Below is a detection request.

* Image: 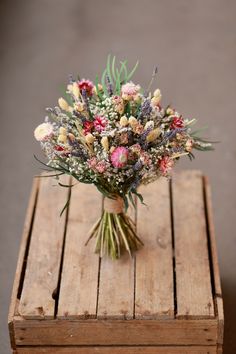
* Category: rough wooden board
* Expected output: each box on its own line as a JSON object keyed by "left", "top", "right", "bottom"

{"left": 135, "top": 178, "right": 174, "bottom": 319}
{"left": 14, "top": 318, "right": 218, "bottom": 346}
{"left": 57, "top": 183, "right": 101, "bottom": 319}
{"left": 204, "top": 176, "right": 224, "bottom": 344}
{"left": 8, "top": 177, "right": 40, "bottom": 349}
{"left": 18, "top": 175, "right": 70, "bottom": 319}
{"left": 172, "top": 170, "right": 214, "bottom": 318}
{"left": 97, "top": 203, "right": 135, "bottom": 319}
{"left": 15, "top": 346, "right": 217, "bottom": 354}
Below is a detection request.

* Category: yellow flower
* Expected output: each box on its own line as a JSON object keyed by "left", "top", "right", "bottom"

{"left": 128, "top": 116, "right": 138, "bottom": 127}
{"left": 101, "top": 136, "right": 109, "bottom": 151}
{"left": 146, "top": 128, "right": 161, "bottom": 142}
{"left": 72, "top": 82, "right": 79, "bottom": 98}
{"left": 58, "top": 97, "right": 69, "bottom": 111}
{"left": 120, "top": 116, "right": 128, "bottom": 127}
{"left": 59, "top": 127, "right": 67, "bottom": 135}
{"left": 85, "top": 133, "right": 95, "bottom": 144}
{"left": 58, "top": 134, "right": 67, "bottom": 144}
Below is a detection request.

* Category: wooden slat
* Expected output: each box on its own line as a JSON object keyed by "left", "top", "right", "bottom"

{"left": 8, "top": 177, "right": 40, "bottom": 349}
{"left": 14, "top": 318, "right": 218, "bottom": 346}
{"left": 204, "top": 176, "right": 224, "bottom": 344}
{"left": 18, "top": 175, "right": 70, "bottom": 319}
{"left": 97, "top": 203, "right": 135, "bottom": 319}
{"left": 172, "top": 170, "right": 214, "bottom": 318}
{"left": 57, "top": 183, "right": 101, "bottom": 319}
{"left": 16, "top": 345, "right": 217, "bottom": 354}
{"left": 135, "top": 178, "right": 174, "bottom": 319}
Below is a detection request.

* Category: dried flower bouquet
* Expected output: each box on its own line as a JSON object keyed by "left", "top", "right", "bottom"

{"left": 34, "top": 55, "right": 213, "bottom": 259}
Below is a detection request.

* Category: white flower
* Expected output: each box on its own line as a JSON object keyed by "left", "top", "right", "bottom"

{"left": 34, "top": 123, "right": 54, "bottom": 142}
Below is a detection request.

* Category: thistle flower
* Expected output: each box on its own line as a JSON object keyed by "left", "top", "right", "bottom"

{"left": 94, "top": 115, "right": 108, "bottom": 132}
{"left": 159, "top": 156, "right": 174, "bottom": 175}
{"left": 83, "top": 121, "right": 94, "bottom": 135}
{"left": 78, "top": 79, "right": 94, "bottom": 96}
{"left": 34, "top": 122, "right": 54, "bottom": 142}
{"left": 111, "top": 147, "right": 129, "bottom": 168}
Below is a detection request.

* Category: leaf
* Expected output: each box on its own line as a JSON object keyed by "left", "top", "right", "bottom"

{"left": 126, "top": 60, "right": 139, "bottom": 81}
{"left": 111, "top": 55, "right": 117, "bottom": 82}
{"left": 119, "top": 60, "right": 128, "bottom": 83}
{"left": 101, "top": 68, "right": 108, "bottom": 96}
{"left": 95, "top": 75, "right": 103, "bottom": 100}
{"left": 132, "top": 189, "right": 146, "bottom": 206}
{"left": 106, "top": 54, "right": 113, "bottom": 85}
{"left": 58, "top": 182, "right": 75, "bottom": 188}
{"left": 123, "top": 195, "right": 129, "bottom": 212}
{"left": 60, "top": 186, "right": 72, "bottom": 217}
{"left": 128, "top": 191, "right": 136, "bottom": 209}
{"left": 115, "top": 68, "right": 121, "bottom": 94}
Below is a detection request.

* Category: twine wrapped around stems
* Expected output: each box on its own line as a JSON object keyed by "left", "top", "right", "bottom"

{"left": 104, "top": 196, "right": 124, "bottom": 214}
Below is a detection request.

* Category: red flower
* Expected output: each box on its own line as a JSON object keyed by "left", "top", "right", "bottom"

{"left": 170, "top": 116, "right": 184, "bottom": 129}
{"left": 78, "top": 79, "right": 94, "bottom": 96}
{"left": 83, "top": 121, "right": 94, "bottom": 135}
{"left": 94, "top": 115, "right": 108, "bottom": 132}
{"left": 54, "top": 145, "right": 65, "bottom": 151}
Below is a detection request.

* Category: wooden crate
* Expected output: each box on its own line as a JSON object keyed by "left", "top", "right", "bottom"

{"left": 8, "top": 170, "right": 224, "bottom": 353}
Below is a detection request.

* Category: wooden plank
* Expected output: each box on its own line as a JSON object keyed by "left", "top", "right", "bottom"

{"left": 57, "top": 183, "right": 101, "bottom": 319}
{"left": 204, "top": 176, "right": 224, "bottom": 344}
{"left": 172, "top": 170, "right": 214, "bottom": 318}
{"left": 14, "top": 318, "right": 218, "bottom": 346}
{"left": 97, "top": 203, "right": 135, "bottom": 319}
{"left": 135, "top": 178, "right": 174, "bottom": 319}
{"left": 16, "top": 345, "right": 217, "bottom": 354}
{"left": 8, "top": 177, "right": 40, "bottom": 349}
{"left": 18, "top": 175, "right": 70, "bottom": 319}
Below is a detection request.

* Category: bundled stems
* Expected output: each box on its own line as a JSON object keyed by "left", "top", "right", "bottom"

{"left": 85, "top": 196, "right": 143, "bottom": 260}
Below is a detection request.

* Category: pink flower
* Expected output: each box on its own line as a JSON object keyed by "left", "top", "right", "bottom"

{"left": 170, "top": 116, "right": 184, "bottom": 130}
{"left": 111, "top": 147, "right": 129, "bottom": 168}
{"left": 121, "top": 82, "right": 140, "bottom": 100}
{"left": 78, "top": 79, "right": 94, "bottom": 96}
{"left": 96, "top": 161, "right": 107, "bottom": 173}
{"left": 88, "top": 157, "right": 97, "bottom": 169}
{"left": 83, "top": 121, "right": 94, "bottom": 135}
{"left": 94, "top": 115, "right": 108, "bottom": 132}
{"left": 159, "top": 156, "right": 174, "bottom": 175}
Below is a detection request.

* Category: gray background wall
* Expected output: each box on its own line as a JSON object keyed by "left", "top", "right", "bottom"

{"left": 0, "top": 1, "right": 235, "bottom": 353}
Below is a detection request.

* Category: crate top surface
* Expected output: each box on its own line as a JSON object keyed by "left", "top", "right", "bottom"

{"left": 10, "top": 170, "right": 223, "bottom": 324}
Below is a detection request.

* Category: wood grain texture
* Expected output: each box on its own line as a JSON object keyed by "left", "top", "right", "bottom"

{"left": 97, "top": 203, "right": 135, "bottom": 319}
{"left": 15, "top": 346, "right": 217, "bottom": 354}
{"left": 204, "top": 176, "right": 224, "bottom": 344}
{"left": 172, "top": 170, "right": 214, "bottom": 318}
{"left": 14, "top": 318, "right": 218, "bottom": 346}
{"left": 135, "top": 178, "right": 174, "bottom": 319}
{"left": 57, "top": 183, "right": 101, "bottom": 319}
{"left": 18, "top": 175, "right": 70, "bottom": 319}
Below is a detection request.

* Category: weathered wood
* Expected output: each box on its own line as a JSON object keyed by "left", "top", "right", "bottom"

{"left": 204, "top": 176, "right": 224, "bottom": 344}
{"left": 15, "top": 346, "right": 217, "bottom": 354}
{"left": 57, "top": 183, "right": 101, "bottom": 319}
{"left": 172, "top": 170, "right": 214, "bottom": 318}
{"left": 18, "top": 175, "right": 70, "bottom": 319}
{"left": 8, "top": 177, "right": 40, "bottom": 349}
{"left": 135, "top": 178, "right": 174, "bottom": 319}
{"left": 97, "top": 203, "right": 135, "bottom": 319}
{"left": 14, "top": 318, "right": 218, "bottom": 346}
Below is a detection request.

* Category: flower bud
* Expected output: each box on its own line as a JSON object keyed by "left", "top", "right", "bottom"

{"left": 58, "top": 97, "right": 69, "bottom": 111}
{"left": 120, "top": 116, "right": 128, "bottom": 127}
{"left": 146, "top": 128, "right": 161, "bottom": 142}
{"left": 75, "top": 102, "right": 85, "bottom": 112}
{"left": 101, "top": 136, "right": 109, "bottom": 151}
{"left": 59, "top": 127, "right": 67, "bottom": 135}
{"left": 85, "top": 133, "right": 95, "bottom": 144}
{"left": 166, "top": 107, "right": 174, "bottom": 115}
{"left": 151, "top": 96, "right": 161, "bottom": 106}
{"left": 153, "top": 88, "right": 161, "bottom": 98}
{"left": 58, "top": 134, "right": 67, "bottom": 144}
{"left": 128, "top": 116, "right": 138, "bottom": 127}
{"left": 72, "top": 82, "right": 79, "bottom": 98}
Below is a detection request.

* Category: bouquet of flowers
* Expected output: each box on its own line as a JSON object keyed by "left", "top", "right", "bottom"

{"left": 34, "top": 55, "right": 213, "bottom": 260}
